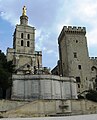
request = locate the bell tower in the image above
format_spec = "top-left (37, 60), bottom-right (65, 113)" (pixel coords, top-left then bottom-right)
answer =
top-left (13, 6), bottom-right (35, 54)
top-left (7, 6), bottom-right (42, 74)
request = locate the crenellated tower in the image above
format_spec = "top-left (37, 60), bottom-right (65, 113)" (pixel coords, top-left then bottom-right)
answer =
top-left (58, 26), bottom-right (91, 93)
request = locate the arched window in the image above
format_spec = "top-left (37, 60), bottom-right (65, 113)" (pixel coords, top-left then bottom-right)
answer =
top-left (21, 33), bottom-right (23, 38)
top-left (27, 41), bottom-right (30, 47)
top-left (21, 40), bottom-right (23, 46)
top-left (27, 34), bottom-right (30, 39)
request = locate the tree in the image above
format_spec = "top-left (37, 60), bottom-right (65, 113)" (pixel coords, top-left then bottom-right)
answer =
top-left (86, 90), bottom-right (97, 102)
top-left (0, 50), bottom-right (15, 98)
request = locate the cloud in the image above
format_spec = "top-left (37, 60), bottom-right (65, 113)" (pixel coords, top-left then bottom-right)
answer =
top-left (74, 0), bottom-right (97, 20)
top-left (72, 0), bottom-right (97, 52)
top-left (0, 0), bottom-right (63, 68)
top-left (87, 29), bottom-right (97, 46)
top-left (0, 0), bottom-right (97, 67)
top-left (54, 0), bottom-right (97, 56)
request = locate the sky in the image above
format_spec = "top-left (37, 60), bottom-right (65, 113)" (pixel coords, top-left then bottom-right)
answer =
top-left (0, 0), bottom-right (97, 69)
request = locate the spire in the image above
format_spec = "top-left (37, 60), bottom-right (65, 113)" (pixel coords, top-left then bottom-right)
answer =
top-left (20, 6), bottom-right (28, 25)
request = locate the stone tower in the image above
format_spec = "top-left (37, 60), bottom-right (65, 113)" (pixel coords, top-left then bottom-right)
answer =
top-left (7, 6), bottom-right (42, 74)
top-left (58, 26), bottom-right (91, 93)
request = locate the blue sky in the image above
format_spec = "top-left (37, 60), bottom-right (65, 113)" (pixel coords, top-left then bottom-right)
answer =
top-left (0, 0), bottom-right (97, 69)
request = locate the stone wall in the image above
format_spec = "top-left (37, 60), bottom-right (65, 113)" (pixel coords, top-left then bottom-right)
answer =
top-left (3, 100), bottom-right (72, 117)
top-left (1, 99), bottom-right (97, 118)
top-left (0, 100), bottom-right (28, 112)
top-left (11, 75), bottom-right (77, 100)
top-left (71, 99), bottom-right (97, 115)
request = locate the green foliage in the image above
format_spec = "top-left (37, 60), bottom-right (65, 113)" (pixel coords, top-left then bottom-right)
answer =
top-left (0, 50), bottom-right (15, 90)
top-left (78, 95), bottom-right (85, 99)
top-left (86, 90), bottom-right (97, 102)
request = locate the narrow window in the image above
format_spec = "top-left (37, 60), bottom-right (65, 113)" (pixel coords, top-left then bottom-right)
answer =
top-left (74, 52), bottom-right (77, 58)
top-left (78, 65), bottom-right (81, 70)
top-left (27, 64), bottom-right (30, 68)
top-left (76, 40), bottom-right (78, 43)
top-left (27, 41), bottom-right (30, 47)
top-left (76, 77), bottom-right (80, 82)
top-left (21, 40), bottom-right (23, 46)
top-left (21, 33), bottom-right (23, 38)
top-left (91, 67), bottom-right (94, 71)
top-left (78, 84), bottom-right (80, 88)
top-left (27, 34), bottom-right (30, 39)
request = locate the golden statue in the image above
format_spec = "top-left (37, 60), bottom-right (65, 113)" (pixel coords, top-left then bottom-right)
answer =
top-left (22, 6), bottom-right (27, 16)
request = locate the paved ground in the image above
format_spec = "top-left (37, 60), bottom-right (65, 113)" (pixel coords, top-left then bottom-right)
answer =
top-left (1, 114), bottom-right (97, 120)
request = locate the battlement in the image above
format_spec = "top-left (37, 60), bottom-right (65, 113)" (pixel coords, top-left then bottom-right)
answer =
top-left (90, 57), bottom-right (97, 60)
top-left (7, 48), bottom-right (15, 53)
top-left (58, 26), bottom-right (86, 42)
top-left (63, 26), bottom-right (86, 34)
top-left (35, 51), bottom-right (42, 56)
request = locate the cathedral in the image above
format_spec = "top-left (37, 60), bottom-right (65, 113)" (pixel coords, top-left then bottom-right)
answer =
top-left (6, 6), bottom-right (97, 101)
top-left (7, 6), bottom-right (77, 101)
top-left (2, 6), bottom-right (97, 117)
